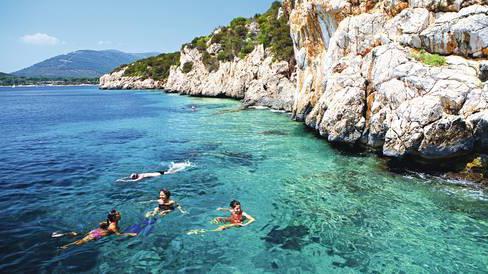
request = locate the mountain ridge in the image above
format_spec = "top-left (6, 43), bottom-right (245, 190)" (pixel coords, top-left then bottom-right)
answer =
top-left (13, 49), bottom-right (159, 78)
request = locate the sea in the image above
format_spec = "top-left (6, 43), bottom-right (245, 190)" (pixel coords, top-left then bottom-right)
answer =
top-left (0, 86), bottom-right (487, 273)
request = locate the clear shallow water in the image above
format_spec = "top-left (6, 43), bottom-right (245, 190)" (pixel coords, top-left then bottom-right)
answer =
top-left (0, 86), bottom-right (487, 273)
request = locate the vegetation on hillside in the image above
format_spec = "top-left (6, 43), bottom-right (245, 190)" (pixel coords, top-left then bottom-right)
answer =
top-left (121, 52), bottom-right (180, 81)
top-left (183, 1), bottom-right (294, 70)
top-left (117, 1), bottom-right (294, 80)
top-left (181, 62), bottom-right (193, 74)
top-left (0, 73), bottom-right (98, 86)
top-left (411, 49), bottom-right (447, 66)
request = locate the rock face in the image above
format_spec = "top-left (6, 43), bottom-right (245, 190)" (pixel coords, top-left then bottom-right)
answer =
top-left (99, 69), bottom-right (163, 90)
top-left (100, 0), bottom-right (488, 161)
top-left (165, 45), bottom-right (296, 111)
top-left (100, 44), bottom-right (296, 111)
top-left (285, 0), bottom-right (488, 159)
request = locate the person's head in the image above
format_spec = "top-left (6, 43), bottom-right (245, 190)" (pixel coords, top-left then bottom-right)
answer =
top-left (160, 189), bottom-right (171, 200)
top-left (130, 173), bottom-right (138, 180)
top-left (107, 209), bottom-right (121, 224)
top-left (230, 200), bottom-right (241, 212)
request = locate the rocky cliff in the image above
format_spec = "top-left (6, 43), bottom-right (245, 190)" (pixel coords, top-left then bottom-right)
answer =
top-left (100, 44), bottom-right (296, 111)
top-left (100, 0), bottom-right (488, 161)
top-left (100, 2), bottom-right (296, 111)
top-left (99, 68), bottom-right (163, 89)
top-left (285, 0), bottom-right (487, 160)
top-left (165, 44), bottom-right (296, 111)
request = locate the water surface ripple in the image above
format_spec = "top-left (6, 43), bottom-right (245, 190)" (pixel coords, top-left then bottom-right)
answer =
top-left (0, 86), bottom-right (487, 273)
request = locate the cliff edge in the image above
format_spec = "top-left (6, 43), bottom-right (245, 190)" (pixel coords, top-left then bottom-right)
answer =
top-left (285, 0), bottom-right (487, 160)
top-left (100, 0), bottom-right (488, 161)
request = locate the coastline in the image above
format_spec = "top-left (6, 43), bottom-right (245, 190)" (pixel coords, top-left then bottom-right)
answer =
top-left (0, 84), bottom-right (98, 88)
top-left (111, 85), bottom-right (488, 185)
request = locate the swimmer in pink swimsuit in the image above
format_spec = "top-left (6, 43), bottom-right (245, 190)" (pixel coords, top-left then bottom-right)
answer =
top-left (61, 209), bottom-right (136, 249)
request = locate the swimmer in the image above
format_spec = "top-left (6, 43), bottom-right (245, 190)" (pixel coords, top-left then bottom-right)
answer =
top-left (60, 209), bottom-right (135, 249)
top-left (145, 188), bottom-right (186, 218)
top-left (212, 200), bottom-right (255, 231)
top-left (117, 161), bottom-right (192, 182)
top-left (117, 171), bottom-right (166, 182)
top-left (187, 200), bottom-right (255, 235)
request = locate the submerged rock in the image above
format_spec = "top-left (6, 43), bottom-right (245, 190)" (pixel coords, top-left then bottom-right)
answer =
top-left (263, 225), bottom-right (310, 250)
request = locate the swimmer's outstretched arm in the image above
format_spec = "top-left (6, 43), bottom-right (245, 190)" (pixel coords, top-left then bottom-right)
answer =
top-left (176, 204), bottom-right (187, 214)
top-left (116, 176), bottom-right (143, 182)
top-left (111, 227), bottom-right (136, 237)
top-left (216, 207), bottom-right (231, 212)
top-left (139, 199), bottom-right (158, 204)
top-left (239, 212), bottom-right (255, 227)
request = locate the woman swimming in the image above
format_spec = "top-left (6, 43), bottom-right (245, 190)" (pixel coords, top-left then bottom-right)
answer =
top-left (145, 188), bottom-right (186, 218)
top-left (60, 209), bottom-right (136, 249)
top-left (117, 161), bottom-right (192, 182)
top-left (117, 171), bottom-right (166, 182)
top-left (212, 200), bottom-right (255, 231)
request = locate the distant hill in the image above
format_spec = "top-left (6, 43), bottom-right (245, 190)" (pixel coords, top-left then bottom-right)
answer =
top-left (12, 50), bottom-right (159, 78)
top-left (0, 72), bottom-right (13, 78)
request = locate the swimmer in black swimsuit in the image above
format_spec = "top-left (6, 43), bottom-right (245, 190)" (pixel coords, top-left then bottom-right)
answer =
top-left (145, 188), bottom-right (186, 217)
top-left (117, 170), bottom-right (166, 182)
top-left (117, 161), bottom-right (191, 183)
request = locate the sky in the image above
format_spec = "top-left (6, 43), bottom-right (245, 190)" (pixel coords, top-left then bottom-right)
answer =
top-left (0, 0), bottom-right (276, 73)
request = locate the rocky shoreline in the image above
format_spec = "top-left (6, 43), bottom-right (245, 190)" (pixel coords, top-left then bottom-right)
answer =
top-left (100, 0), bottom-right (487, 179)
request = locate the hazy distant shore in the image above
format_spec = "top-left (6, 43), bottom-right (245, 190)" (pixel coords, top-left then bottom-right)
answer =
top-left (0, 84), bottom-right (98, 88)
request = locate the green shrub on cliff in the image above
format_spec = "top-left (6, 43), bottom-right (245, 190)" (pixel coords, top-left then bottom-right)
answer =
top-left (185, 1), bottom-right (294, 65)
top-left (123, 52), bottom-right (180, 80)
top-left (411, 49), bottom-right (446, 66)
top-left (202, 52), bottom-right (220, 72)
top-left (182, 62), bottom-right (193, 73)
top-left (114, 1), bottom-right (294, 79)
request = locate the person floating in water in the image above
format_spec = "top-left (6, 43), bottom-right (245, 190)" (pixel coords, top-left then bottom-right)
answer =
top-left (118, 170), bottom-right (166, 182)
top-left (117, 161), bottom-right (192, 182)
top-left (212, 200), bottom-right (255, 231)
top-left (187, 200), bottom-right (255, 235)
top-left (145, 188), bottom-right (187, 218)
top-left (60, 209), bottom-right (135, 249)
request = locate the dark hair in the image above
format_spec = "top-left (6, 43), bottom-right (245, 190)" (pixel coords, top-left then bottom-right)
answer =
top-left (160, 188), bottom-right (171, 198)
top-left (107, 209), bottom-right (119, 224)
top-left (230, 200), bottom-right (240, 208)
top-left (99, 222), bottom-right (109, 229)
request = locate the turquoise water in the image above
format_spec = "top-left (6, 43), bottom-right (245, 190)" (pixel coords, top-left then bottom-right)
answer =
top-left (0, 86), bottom-right (487, 273)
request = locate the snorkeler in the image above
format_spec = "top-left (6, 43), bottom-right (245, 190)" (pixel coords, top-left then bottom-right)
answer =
top-left (117, 161), bottom-right (192, 182)
top-left (212, 200), bottom-right (255, 231)
top-left (60, 209), bottom-right (136, 249)
top-left (145, 188), bottom-right (187, 218)
top-left (118, 171), bottom-right (166, 182)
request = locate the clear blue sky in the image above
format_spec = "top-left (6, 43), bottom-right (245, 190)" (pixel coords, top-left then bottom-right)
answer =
top-left (0, 0), bottom-right (277, 73)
